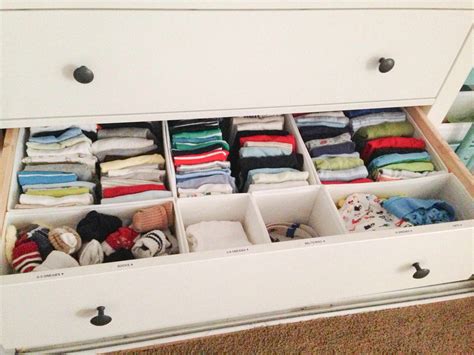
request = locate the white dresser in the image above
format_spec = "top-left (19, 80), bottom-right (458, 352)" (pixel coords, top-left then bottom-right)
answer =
top-left (0, 1), bottom-right (473, 353)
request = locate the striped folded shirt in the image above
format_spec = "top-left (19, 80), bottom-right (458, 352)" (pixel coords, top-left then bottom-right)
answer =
top-left (173, 149), bottom-right (229, 166)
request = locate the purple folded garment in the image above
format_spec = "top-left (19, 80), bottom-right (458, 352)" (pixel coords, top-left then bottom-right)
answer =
top-left (309, 141), bottom-right (356, 158)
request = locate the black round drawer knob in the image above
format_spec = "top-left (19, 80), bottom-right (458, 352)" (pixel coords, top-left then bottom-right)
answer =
top-left (90, 306), bottom-right (112, 326)
top-left (412, 262), bottom-right (430, 279)
top-left (73, 65), bottom-right (94, 84)
top-left (378, 57), bottom-right (395, 73)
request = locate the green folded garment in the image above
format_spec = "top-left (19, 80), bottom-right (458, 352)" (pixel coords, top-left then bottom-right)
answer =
top-left (173, 140), bottom-right (230, 151)
top-left (25, 187), bottom-right (90, 197)
top-left (371, 161), bottom-right (435, 178)
top-left (313, 157), bottom-right (364, 171)
top-left (354, 121), bottom-right (414, 142)
top-left (172, 128), bottom-right (222, 140)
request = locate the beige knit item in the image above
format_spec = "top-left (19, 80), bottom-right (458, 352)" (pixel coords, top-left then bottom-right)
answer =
top-left (161, 201), bottom-right (174, 227)
top-left (48, 226), bottom-right (82, 254)
top-left (5, 225), bottom-right (17, 265)
top-left (132, 205), bottom-right (169, 233)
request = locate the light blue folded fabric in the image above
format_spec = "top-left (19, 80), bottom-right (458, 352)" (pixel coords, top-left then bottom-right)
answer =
top-left (176, 169), bottom-right (232, 181)
top-left (296, 121), bottom-right (347, 128)
top-left (28, 127), bottom-right (83, 144)
top-left (101, 190), bottom-right (172, 204)
top-left (18, 171), bottom-right (78, 186)
top-left (382, 197), bottom-right (455, 226)
top-left (239, 146), bottom-right (292, 158)
top-left (177, 174), bottom-right (237, 192)
top-left (367, 152), bottom-right (431, 172)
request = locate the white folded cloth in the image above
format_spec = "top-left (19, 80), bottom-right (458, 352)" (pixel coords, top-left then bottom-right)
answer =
top-left (247, 180), bottom-right (309, 193)
top-left (186, 221), bottom-right (251, 252)
top-left (22, 154), bottom-right (98, 169)
top-left (26, 141), bottom-right (92, 157)
top-left (35, 251), bottom-right (79, 271)
top-left (19, 193), bottom-right (94, 207)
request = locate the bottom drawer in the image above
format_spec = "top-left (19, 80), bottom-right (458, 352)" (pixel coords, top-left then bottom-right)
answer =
top-left (2, 226), bottom-right (472, 350)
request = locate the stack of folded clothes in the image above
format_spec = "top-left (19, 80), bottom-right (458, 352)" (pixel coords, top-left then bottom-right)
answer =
top-left (93, 123), bottom-right (172, 204)
top-left (348, 108), bottom-right (442, 181)
top-left (169, 119), bottom-right (235, 198)
top-left (295, 112), bottom-right (370, 184)
top-left (17, 125), bottom-right (98, 208)
top-left (169, 118), bottom-right (237, 197)
top-left (229, 115), bottom-right (309, 192)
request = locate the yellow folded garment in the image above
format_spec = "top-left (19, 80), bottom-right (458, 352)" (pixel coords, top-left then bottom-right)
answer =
top-left (100, 154), bottom-right (165, 174)
top-left (25, 187), bottom-right (90, 197)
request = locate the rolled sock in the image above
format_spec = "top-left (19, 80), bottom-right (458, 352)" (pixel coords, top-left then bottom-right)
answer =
top-left (131, 230), bottom-right (171, 258)
top-left (34, 251), bottom-right (79, 271)
top-left (266, 223), bottom-right (319, 242)
top-left (102, 227), bottom-right (139, 256)
top-left (27, 226), bottom-right (54, 260)
top-left (76, 211), bottom-right (122, 243)
top-left (23, 163), bottom-right (94, 181)
top-left (104, 249), bottom-right (134, 263)
top-left (12, 241), bottom-right (43, 273)
top-left (78, 240), bottom-right (104, 266)
top-left (132, 204), bottom-right (170, 233)
top-left (186, 221), bottom-right (251, 252)
top-left (5, 225), bottom-right (18, 265)
top-left (48, 226), bottom-right (82, 254)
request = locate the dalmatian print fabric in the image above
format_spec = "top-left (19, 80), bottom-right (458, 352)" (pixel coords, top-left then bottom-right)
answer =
top-left (339, 193), bottom-right (413, 233)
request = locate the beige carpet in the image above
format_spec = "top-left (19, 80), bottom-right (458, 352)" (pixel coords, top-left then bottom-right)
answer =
top-left (109, 297), bottom-right (473, 354)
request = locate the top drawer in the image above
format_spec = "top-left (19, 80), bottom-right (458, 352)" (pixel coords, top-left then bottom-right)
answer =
top-left (0, 10), bottom-right (471, 126)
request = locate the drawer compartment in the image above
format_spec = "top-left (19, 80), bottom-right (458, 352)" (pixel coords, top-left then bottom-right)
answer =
top-left (1, 10), bottom-right (471, 125)
top-left (1, 222), bottom-right (471, 350)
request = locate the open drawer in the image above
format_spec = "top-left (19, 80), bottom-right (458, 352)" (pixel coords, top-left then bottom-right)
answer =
top-left (0, 106), bottom-right (473, 351)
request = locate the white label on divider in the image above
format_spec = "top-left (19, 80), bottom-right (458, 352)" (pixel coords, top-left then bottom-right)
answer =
top-left (36, 271), bottom-right (65, 279)
top-left (303, 239), bottom-right (326, 246)
top-left (226, 247), bottom-right (250, 255)
top-left (117, 262), bottom-right (135, 268)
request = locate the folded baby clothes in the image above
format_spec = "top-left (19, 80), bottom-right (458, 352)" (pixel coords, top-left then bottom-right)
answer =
top-left (177, 173), bottom-right (237, 192)
top-left (360, 137), bottom-right (426, 162)
top-left (353, 121), bottom-right (414, 143)
top-left (186, 221), bottom-right (251, 252)
top-left (338, 193), bottom-right (412, 233)
top-left (349, 111), bottom-right (407, 133)
top-left (18, 193), bottom-right (94, 208)
top-left (28, 127), bottom-right (83, 144)
top-left (367, 152), bottom-right (432, 174)
top-left (26, 134), bottom-right (92, 150)
top-left (92, 137), bottom-right (155, 155)
top-left (95, 145), bottom-right (158, 162)
top-left (173, 149), bottom-right (229, 166)
top-left (23, 163), bottom-right (95, 181)
top-left (239, 146), bottom-right (292, 158)
top-left (365, 147), bottom-right (428, 164)
top-left (22, 181), bottom-right (96, 194)
top-left (100, 190), bottom-right (172, 204)
top-left (18, 171), bottom-right (78, 186)
top-left (250, 171), bottom-right (309, 185)
top-left (313, 156), bottom-right (364, 171)
top-left (97, 127), bottom-right (156, 139)
top-left (343, 108), bottom-right (402, 119)
top-left (100, 154), bottom-right (165, 174)
top-left (239, 134), bottom-right (296, 152)
top-left (317, 165), bottom-right (369, 182)
top-left (178, 184), bottom-right (234, 198)
top-left (374, 169), bottom-right (443, 181)
top-left (25, 186), bottom-right (90, 197)
top-left (299, 126), bottom-right (351, 142)
top-left (309, 141), bottom-right (356, 158)
top-left (266, 223), bottom-right (319, 242)
top-left (26, 141), bottom-right (93, 157)
top-left (305, 133), bottom-right (352, 151)
top-left (322, 178), bottom-right (373, 184)
top-left (376, 161), bottom-right (435, 174)
top-left (102, 184), bottom-right (166, 198)
top-left (22, 154), bottom-right (98, 169)
top-left (169, 119), bottom-right (220, 134)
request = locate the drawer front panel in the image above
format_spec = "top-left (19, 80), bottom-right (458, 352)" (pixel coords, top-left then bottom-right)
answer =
top-left (2, 228), bottom-right (471, 350)
top-left (1, 10), bottom-right (470, 123)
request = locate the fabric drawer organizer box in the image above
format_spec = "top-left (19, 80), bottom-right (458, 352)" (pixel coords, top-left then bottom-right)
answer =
top-left (0, 2), bottom-right (473, 353)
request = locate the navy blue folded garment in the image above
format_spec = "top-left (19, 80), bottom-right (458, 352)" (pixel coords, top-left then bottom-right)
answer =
top-left (343, 108), bottom-right (402, 119)
top-left (299, 126), bottom-right (351, 142)
top-left (309, 141), bottom-right (356, 158)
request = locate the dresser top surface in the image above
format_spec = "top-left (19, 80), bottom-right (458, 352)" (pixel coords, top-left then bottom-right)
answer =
top-left (0, 0), bottom-right (472, 10)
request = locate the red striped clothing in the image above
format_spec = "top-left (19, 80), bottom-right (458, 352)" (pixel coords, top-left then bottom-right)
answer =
top-left (173, 149), bottom-right (229, 166)
top-left (361, 137), bottom-right (426, 162)
top-left (239, 135), bottom-right (296, 152)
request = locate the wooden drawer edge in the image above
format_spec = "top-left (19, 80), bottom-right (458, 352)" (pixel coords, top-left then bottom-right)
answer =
top-left (406, 106), bottom-right (473, 197)
top-left (0, 128), bottom-right (19, 235)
